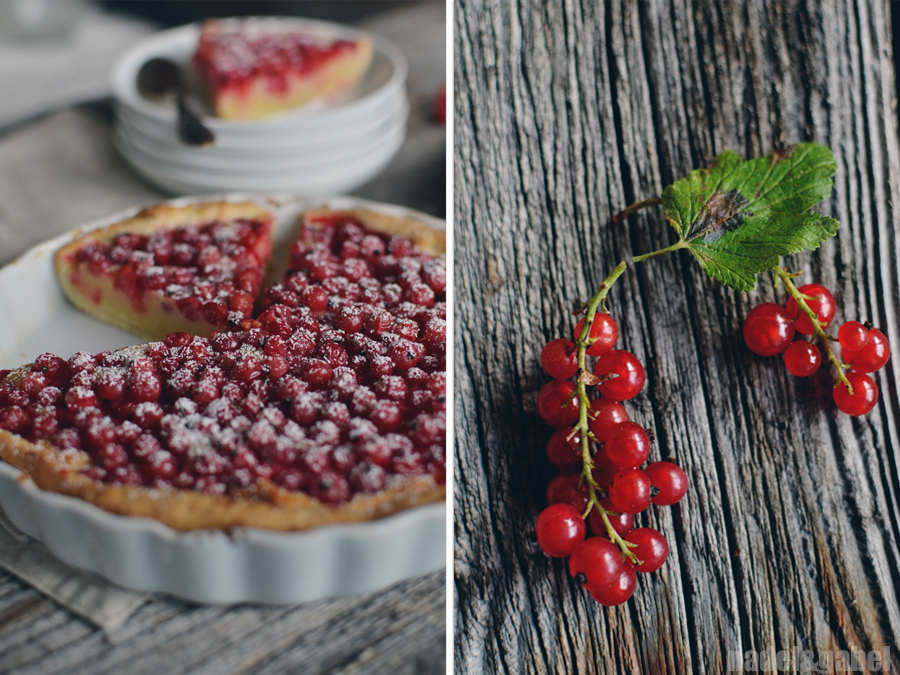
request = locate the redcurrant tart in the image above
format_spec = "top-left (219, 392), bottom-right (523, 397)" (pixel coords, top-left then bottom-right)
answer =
top-left (785, 283), bottom-right (836, 334)
top-left (743, 303), bottom-right (795, 357)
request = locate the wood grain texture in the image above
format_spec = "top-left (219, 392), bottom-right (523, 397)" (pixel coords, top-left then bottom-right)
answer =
top-left (453, 0), bottom-right (900, 672)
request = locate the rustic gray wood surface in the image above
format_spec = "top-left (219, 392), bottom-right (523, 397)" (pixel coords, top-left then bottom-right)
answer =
top-left (0, 3), bottom-right (447, 674)
top-left (454, 0), bottom-right (900, 673)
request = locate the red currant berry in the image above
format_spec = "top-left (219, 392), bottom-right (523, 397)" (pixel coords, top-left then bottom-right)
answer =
top-left (535, 504), bottom-right (587, 557)
top-left (838, 321), bottom-right (870, 352)
top-left (568, 537), bottom-right (629, 591)
top-left (833, 372), bottom-right (879, 416)
top-left (743, 303), bottom-right (795, 356)
top-left (644, 461), bottom-right (688, 505)
top-left (843, 328), bottom-right (890, 373)
top-left (546, 428), bottom-right (583, 472)
top-left (545, 473), bottom-right (589, 513)
top-left (783, 341), bottom-right (821, 377)
top-left (540, 339), bottom-right (578, 380)
top-left (536, 380), bottom-right (579, 428)
top-left (587, 397), bottom-right (629, 443)
top-left (608, 468), bottom-right (652, 514)
top-left (590, 448), bottom-right (619, 491)
top-left (604, 421), bottom-right (651, 469)
top-left (587, 568), bottom-right (636, 606)
top-left (785, 284), bottom-right (836, 334)
top-left (588, 497), bottom-right (634, 539)
top-left (625, 528), bottom-right (669, 573)
top-left (594, 350), bottom-right (645, 401)
top-left (574, 314), bottom-right (618, 357)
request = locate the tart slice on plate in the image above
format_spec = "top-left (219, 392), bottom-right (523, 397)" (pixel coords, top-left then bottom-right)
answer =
top-left (55, 201), bottom-right (274, 342)
top-left (193, 19), bottom-right (375, 121)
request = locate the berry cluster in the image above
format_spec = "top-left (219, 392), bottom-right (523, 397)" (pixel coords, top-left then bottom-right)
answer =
top-left (743, 271), bottom-right (890, 416)
top-left (535, 306), bottom-right (688, 606)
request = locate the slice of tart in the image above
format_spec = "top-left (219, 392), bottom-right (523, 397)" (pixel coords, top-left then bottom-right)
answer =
top-left (0, 205), bottom-right (445, 532)
top-left (193, 19), bottom-right (375, 122)
top-left (55, 201), bottom-right (274, 342)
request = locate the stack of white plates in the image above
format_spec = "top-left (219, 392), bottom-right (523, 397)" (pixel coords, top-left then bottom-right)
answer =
top-left (109, 18), bottom-right (409, 196)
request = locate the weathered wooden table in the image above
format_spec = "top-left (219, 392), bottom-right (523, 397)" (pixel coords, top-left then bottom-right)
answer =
top-left (454, 1), bottom-right (900, 672)
top-left (0, 3), bottom-right (446, 674)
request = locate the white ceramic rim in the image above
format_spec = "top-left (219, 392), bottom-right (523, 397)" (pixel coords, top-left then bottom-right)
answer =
top-left (114, 99), bottom-right (409, 171)
top-left (114, 124), bottom-right (405, 195)
top-left (0, 193), bottom-right (445, 604)
top-left (110, 18), bottom-right (408, 133)
top-left (112, 87), bottom-right (407, 155)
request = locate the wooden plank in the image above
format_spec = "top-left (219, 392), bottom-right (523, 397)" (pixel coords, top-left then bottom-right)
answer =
top-left (453, 0), bottom-right (900, 672)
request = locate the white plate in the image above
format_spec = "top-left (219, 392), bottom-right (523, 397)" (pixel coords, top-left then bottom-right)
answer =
top-left (115, 122), bottom-right (405, 195)
top-left (110, 18), bottom-right (408, 136)
top-left (0, 194), bottom-right (446, 604)
top-left (115, 99), bottom-right (409, 171)
top-left (113, 87), bottom-right (407, 156)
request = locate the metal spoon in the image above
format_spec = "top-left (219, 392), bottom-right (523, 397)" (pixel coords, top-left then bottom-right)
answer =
top-left (136, 57), bottom-right (215, 147)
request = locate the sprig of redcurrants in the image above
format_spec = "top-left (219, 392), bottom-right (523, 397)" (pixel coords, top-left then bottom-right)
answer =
top-left (743, 268), bottom-right (890, 416)
top-left (534, 264), bottom-right (688, 606)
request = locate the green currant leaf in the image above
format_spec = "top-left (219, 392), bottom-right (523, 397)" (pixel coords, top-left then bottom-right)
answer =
top-left (661, 143), bottom-right (839, 291)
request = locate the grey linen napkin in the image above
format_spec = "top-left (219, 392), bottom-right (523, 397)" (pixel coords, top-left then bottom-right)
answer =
top-left (0, 505), bottom-right (149, 635)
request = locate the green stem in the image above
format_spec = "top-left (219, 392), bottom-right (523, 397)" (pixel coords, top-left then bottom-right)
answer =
top-left (571, 261), bottom-right (641, 564)
top-left (611, 197), bottom-right (663, 224)
top-left (632, 239), bottom-right (688, 263)
top-left (774, 267), bottom-right (852, 393)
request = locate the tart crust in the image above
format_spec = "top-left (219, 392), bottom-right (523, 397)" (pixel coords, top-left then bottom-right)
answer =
top-left (2, 202), bottom-right (447, 532)
top-left (55, 201), bottom-right (274, 342)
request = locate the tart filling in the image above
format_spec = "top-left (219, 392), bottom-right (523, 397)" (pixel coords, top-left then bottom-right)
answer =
top-left (55, 202), bottom-right (274, 342)
top-left (0, 205), bottom-right (445, 531)
top-left (193, 19), bottom-right (375, 121)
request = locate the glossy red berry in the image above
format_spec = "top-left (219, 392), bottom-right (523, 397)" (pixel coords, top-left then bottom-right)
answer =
top-left (574, 314), bottom-right (618, 357)
top-left (588, 497), bottom-right (634, 539)
top-left (644, 461), bottom-right (688, 505)
top-left (587, 568), bottom-right (636, 606)
top-left (587, 397), bottom-right (629, 443)
top-left (608, 468), bottom-right (652, 514)
top-left (743, 303), bottom-right (795, 356)
top-left (536, 380), bottom-right (580, 428)
top-left (590, 447), bottom-right (619, 491)
top-left (838, 321), bottom-right (870, 352)
top-left (536, 504), bottom-right (586, 557)
top-left (833, 372), bottom-right (879, 416)
top-left (545, 473), bottom-right (589, 513)
top-left (540, 339), bottom-right (578, 379)
top-left (786, 284), bottom-right (836, 334)
top-left (603, 421), bottom-right (651, 469)
top-left (545, 428), bottom-right (582, 472)
top-left (594, 350), bottom-right (645, 401)
top-left (625, 528), bottom-right (669, 573)
top-left (783, 341), bottom-right (821, 377)
top-left (843, 328), bottom-right (890, 373)
top-left (569, 537), bottom-right (630, 591)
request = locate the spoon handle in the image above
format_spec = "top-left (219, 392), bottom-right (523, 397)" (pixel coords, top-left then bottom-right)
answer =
top-left (176, 86), bottom-right (215, 147)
